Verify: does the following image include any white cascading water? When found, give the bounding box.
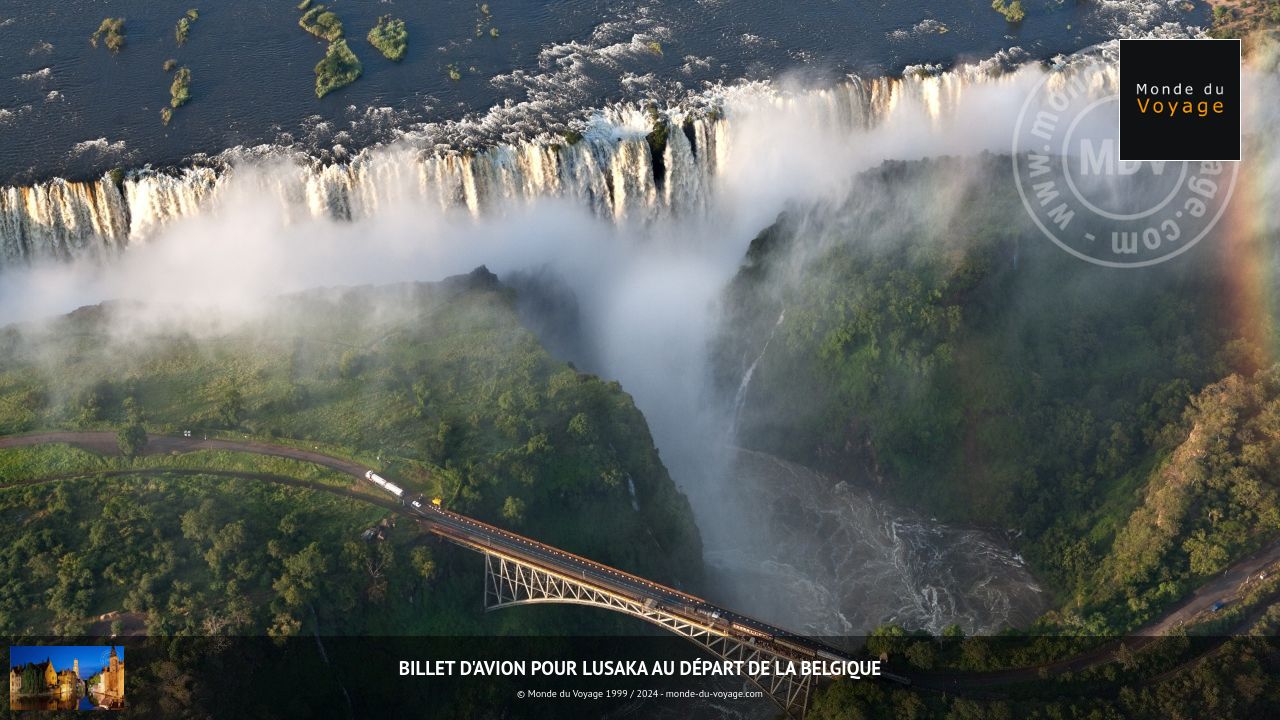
[0,106,726,262]
[729,308,784,438]
[0,57,1119,266]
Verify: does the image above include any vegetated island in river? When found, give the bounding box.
[315,40,362,98]
[299,4,345,41]
[368,15,408,61]
[991,0,1026,23]
[90,18,126,52]
[175,8,199,46]
[297,4,362,98]
[162,67,192,125]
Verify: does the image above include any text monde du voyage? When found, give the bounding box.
[400,659,883,679]
[1134,82,1228,118]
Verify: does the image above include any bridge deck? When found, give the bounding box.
[410,500,850,663]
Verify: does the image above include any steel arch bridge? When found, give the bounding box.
[482,549,816,718]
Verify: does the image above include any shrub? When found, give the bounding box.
[90,18,126,52]
[175,11,198,46]
[314,39,362,97]
[367,15,408,61]
[117,423,148,458]
[300,6,344,41]
[992,0,1026,22]
[170,67,192,108]
[502,496,526,525]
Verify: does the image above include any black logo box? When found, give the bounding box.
[1119,38,1241,162]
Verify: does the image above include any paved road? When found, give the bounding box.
[1138,538,1279,636]
[0,430,368,476]
[901,541,1280,692]
[2,465,405,512]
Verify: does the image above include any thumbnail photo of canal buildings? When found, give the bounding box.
[9,645,124,710]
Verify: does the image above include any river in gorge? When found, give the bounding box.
[705,449,1046,637]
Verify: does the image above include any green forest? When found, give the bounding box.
[717,155,1279,631]
[715,155,1280,716]
[0,269,702,644]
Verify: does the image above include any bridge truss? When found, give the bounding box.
[482,551,815,719]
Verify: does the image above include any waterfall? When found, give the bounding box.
[0,56,1120,268]
[730,309,785,438]
[0,177,130,262]
[626,476,640,512]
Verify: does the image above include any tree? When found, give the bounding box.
[286,383,309,411]
[90,18,126,52]
[20,387,47,412]
[217,386,244,427]
[501,496,526,525]
[117,422,147,458]
[411,378,432,416]
[169,67,192,107]
[367,15,408,61]
[77,381,114,426]
[339,350,362,379]
[904,640,936,670]
[568,412,594,440]
[204,521,248,577]
[409,546,436,584]
[273,542,328,608]
[600,467,623,489]
[991,0,1025,22]
[1185,530,1229,576]
[866,624,908,660]
[268,611,302,638]
[313,39,362,98]
[430,418,462,463]
[123,395,144,423]
[1113,641,1138,671]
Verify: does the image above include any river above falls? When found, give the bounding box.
[0,0,1198,185]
